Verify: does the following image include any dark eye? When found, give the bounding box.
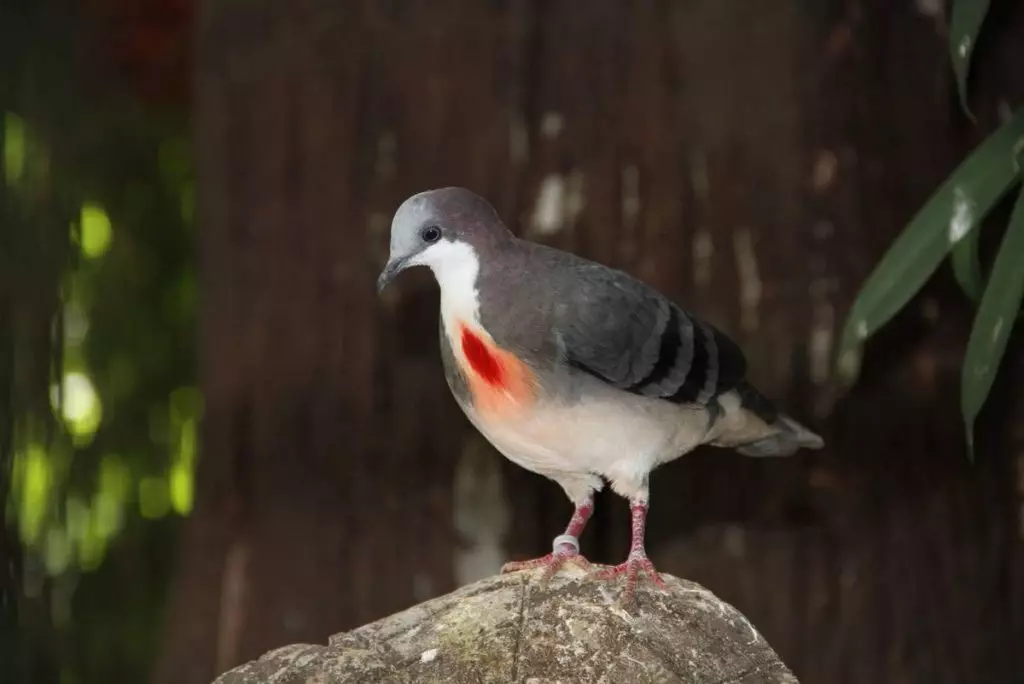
[421,225,442,243]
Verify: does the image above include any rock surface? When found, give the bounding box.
[212,565,798,683]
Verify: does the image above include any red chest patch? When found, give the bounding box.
[455,323,536,417]
[460,328,505,387]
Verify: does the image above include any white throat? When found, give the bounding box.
[411,239,483,330]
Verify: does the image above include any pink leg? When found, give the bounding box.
[590,498,666,603]
[501,496,594,581]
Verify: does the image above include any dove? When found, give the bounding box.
[377,187,823,603]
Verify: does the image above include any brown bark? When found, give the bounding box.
[155,1,1024,683]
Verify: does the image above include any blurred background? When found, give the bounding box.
[2,1,1024,683]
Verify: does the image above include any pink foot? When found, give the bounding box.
[501,536,590,582]
[590,553,667,604]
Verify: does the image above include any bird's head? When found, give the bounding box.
[376,187,512,293]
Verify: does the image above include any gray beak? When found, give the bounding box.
[376,256,408,293]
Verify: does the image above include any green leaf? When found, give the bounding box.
[960,187,1024,461]
[949,0,991,121]
[836,108,1024,386]
[950,218,983,301]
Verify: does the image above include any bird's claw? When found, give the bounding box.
[589,554,666,606]
[501,547,591,583]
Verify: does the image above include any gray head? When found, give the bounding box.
[377,187,514,293]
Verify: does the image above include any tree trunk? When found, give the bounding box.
[154,2,1024,683]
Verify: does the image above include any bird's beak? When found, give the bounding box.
[376,256,408,293]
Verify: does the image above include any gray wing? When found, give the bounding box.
[554,263,747,406]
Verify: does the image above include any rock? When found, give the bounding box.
[212,565,798,683]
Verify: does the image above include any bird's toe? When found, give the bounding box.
[588,553,666,606]
[501,546,590,582]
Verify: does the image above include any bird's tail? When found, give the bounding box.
[712,380,825,457]
[734,413,824,457]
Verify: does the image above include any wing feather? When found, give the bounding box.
[556,264,746,406]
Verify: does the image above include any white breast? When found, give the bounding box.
[463,380,711,496]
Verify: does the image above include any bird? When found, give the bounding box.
[377,186,824,605]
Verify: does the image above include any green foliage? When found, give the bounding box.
[836,110,1024,381]
[4,113,199,681]
[837,2,1023,459]
[4,113,27,183]
[2,8,77,673]
[3,3,198,681]
[950,206,985,302]
[949,0,991,121]
[961,188,1024,459]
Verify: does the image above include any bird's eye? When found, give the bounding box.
[421,225,442,243]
